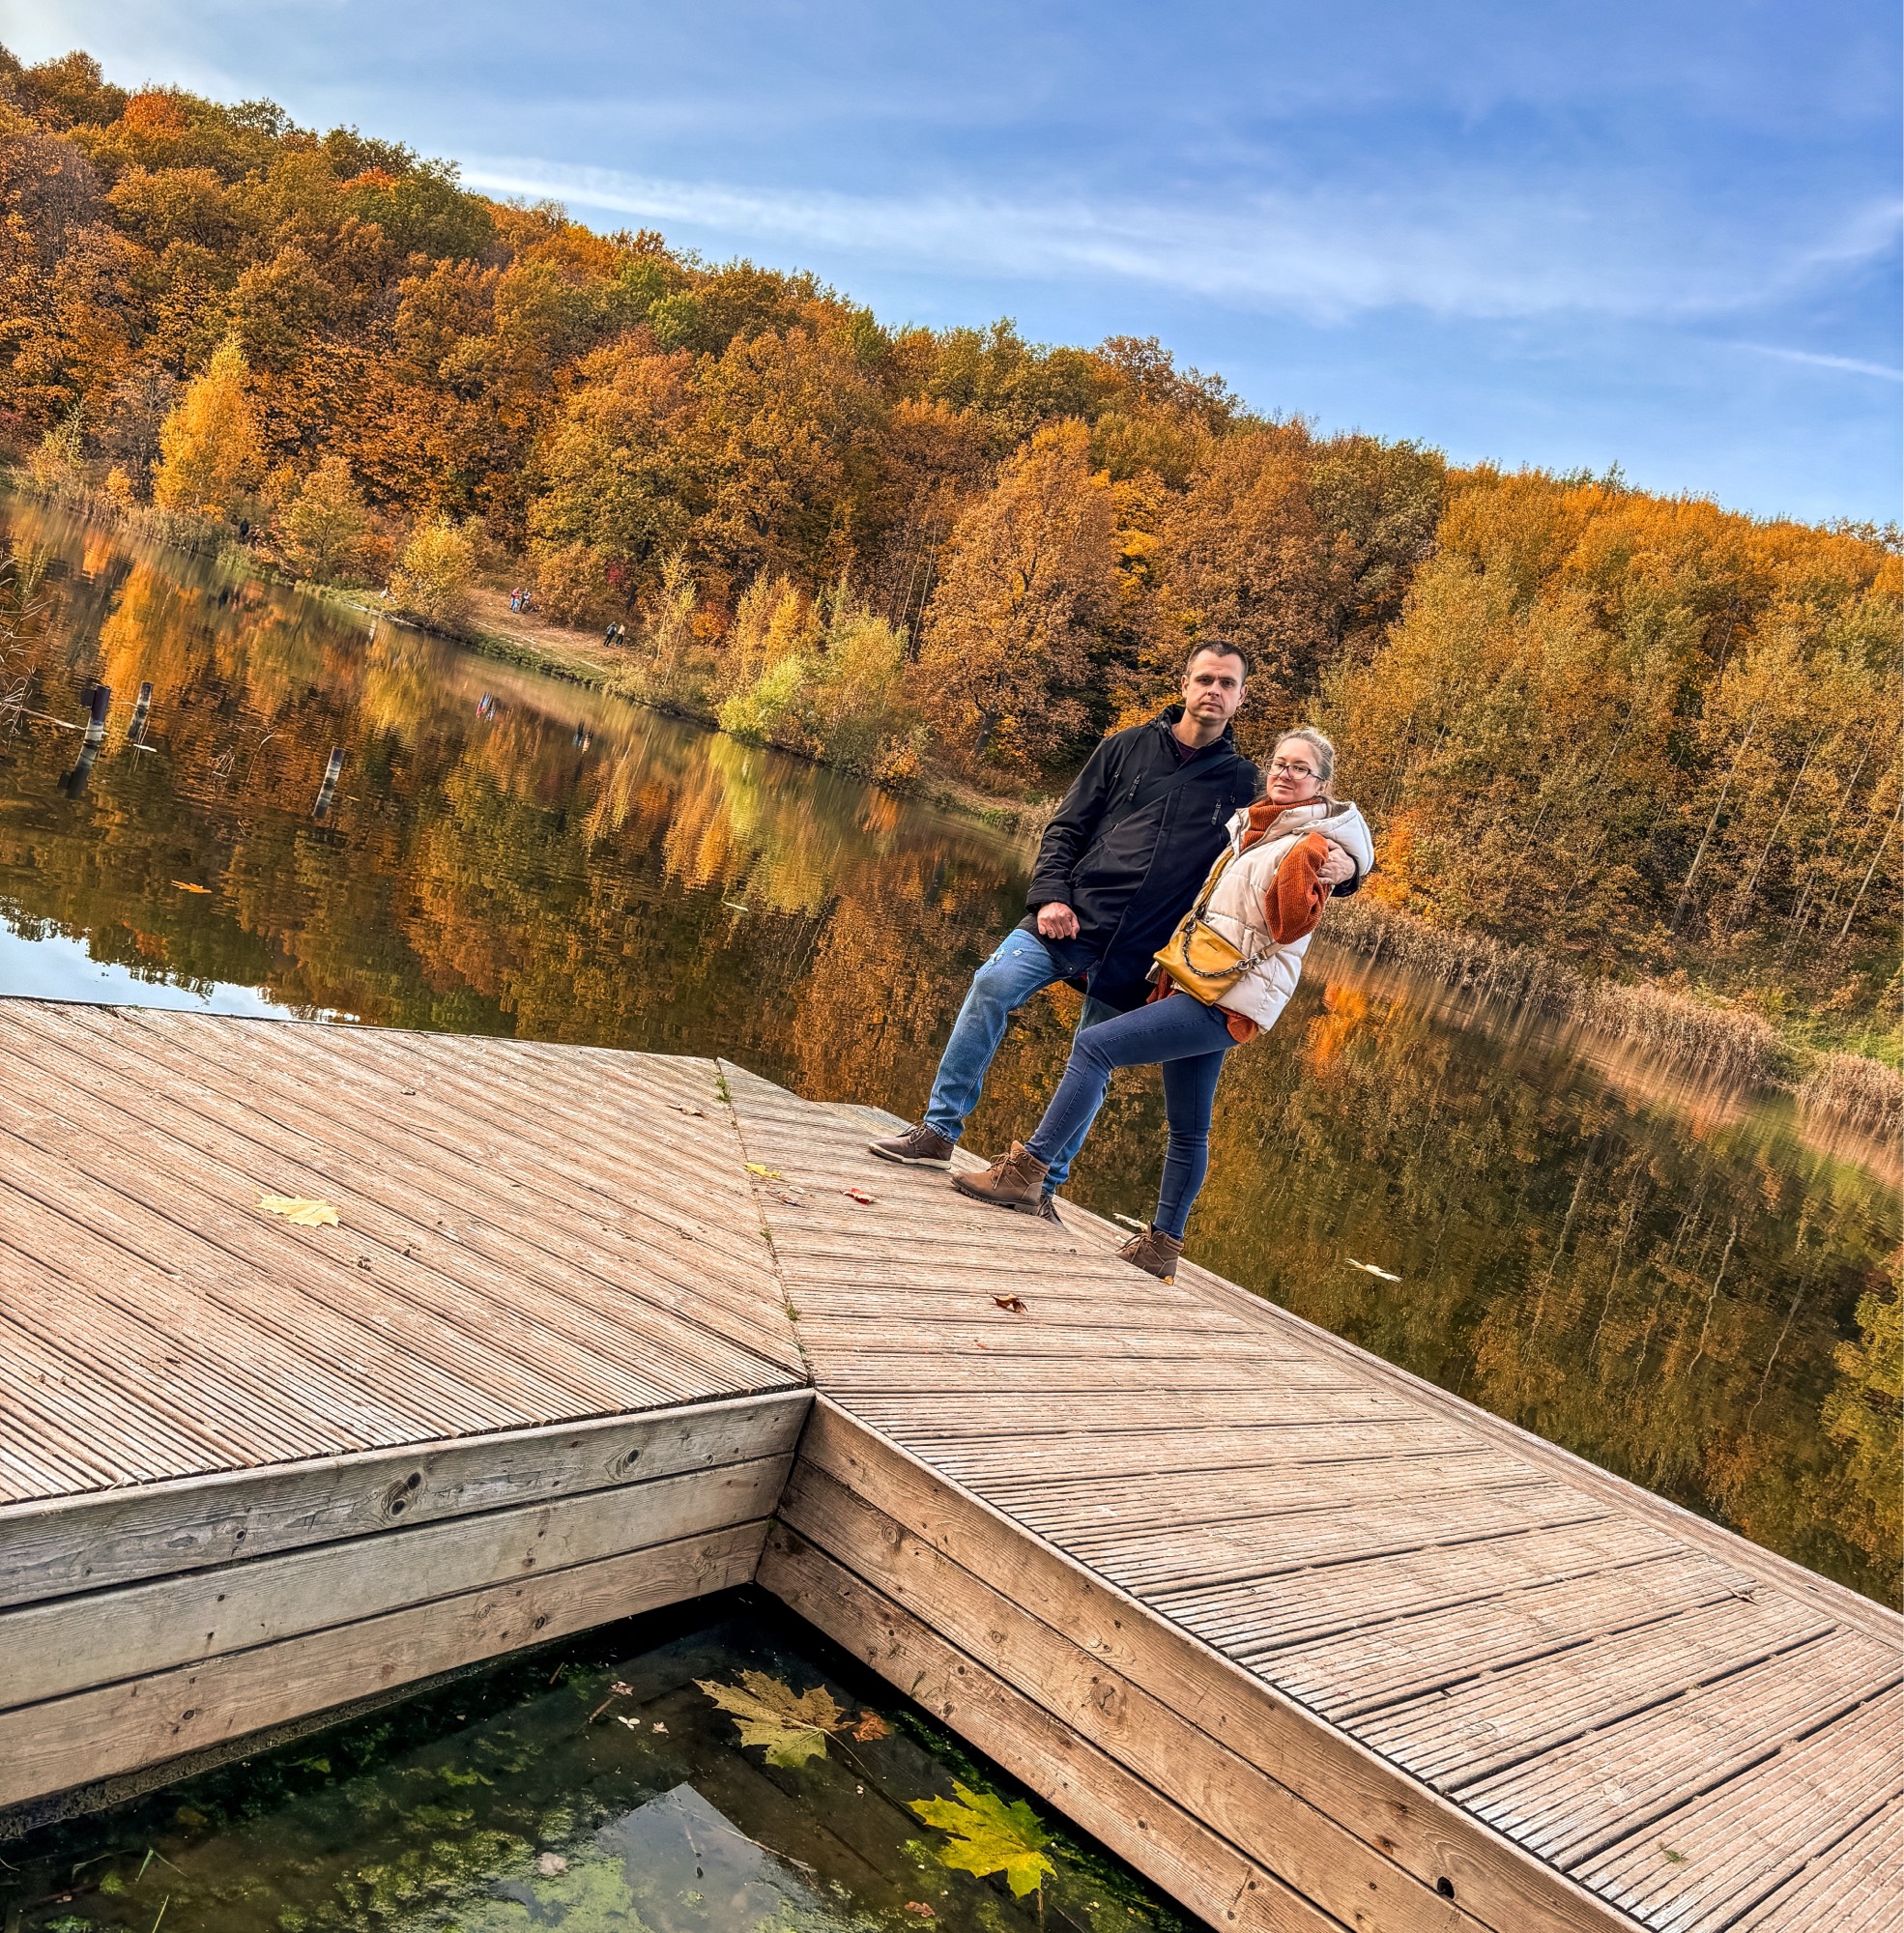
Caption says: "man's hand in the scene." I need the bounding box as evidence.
[1036,901,1081,939]
[1315,849,1356,890]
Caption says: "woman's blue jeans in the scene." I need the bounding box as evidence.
[1024,993,1236,1240]
[923,931,1118,1190]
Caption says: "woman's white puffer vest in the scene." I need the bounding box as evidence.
[1197,799,1374,1030]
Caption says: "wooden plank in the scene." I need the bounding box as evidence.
[1045,1490,1614,1596]
[758,1526,1348,1933]
[49,1007,799,1371]
[1462,1633,1903,1865]
[1156,1521,1706,1656]
[907,1420,1480,1480]
[1728,1799,1904,1932]
[0,1519,766,1809]
[67,1005,797,1332]
[1237,1554,1755,1724]
[11,1006,799,1383]
[1161,1254,1904,1645]
[0,1391,808,1606]
[4,1453,793,1704]
[788,1400,1637,1933]
[0,1046,779,1417]
[834,1390,1438,1431]
[1353,1595,1839,1788]
[1571,1688,1904,1929]
[775,1456,1487,1933]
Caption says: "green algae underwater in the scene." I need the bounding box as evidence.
[2,1596,1182,1933]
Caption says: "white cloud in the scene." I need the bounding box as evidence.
[1733,343,1904,382]
[459,158,1899,328]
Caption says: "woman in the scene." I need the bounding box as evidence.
[953,727,1372,1282]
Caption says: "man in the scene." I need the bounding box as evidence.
[868,642,1359,1213]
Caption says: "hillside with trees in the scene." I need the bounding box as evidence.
[2,46,1897,1049]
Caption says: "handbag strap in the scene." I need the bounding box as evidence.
[1187,843,1237,920]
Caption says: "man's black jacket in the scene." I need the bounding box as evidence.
[1018,706,1262,1013]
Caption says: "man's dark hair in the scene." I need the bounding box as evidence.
[1184,639,1250,678]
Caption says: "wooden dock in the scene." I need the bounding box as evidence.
[0,999,1896,1932]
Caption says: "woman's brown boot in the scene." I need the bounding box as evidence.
[1116,1226,1183,1283]
[951,1141,1051,1211]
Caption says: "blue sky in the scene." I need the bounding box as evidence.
[13,0,1901,521]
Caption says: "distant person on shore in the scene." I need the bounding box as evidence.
[953,727,1371,1279]
[868,645,1360,1216]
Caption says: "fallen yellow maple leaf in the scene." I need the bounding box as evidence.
[259,1195,340,1227]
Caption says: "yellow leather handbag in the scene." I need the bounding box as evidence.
[1152,850,1255,1003]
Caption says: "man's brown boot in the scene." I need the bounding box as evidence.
[868,1122,955,1168]
[1116,1226,1183,1283]
[951,1141,1051,1212]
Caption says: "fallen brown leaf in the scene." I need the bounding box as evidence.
[904,1905,936,1919]
[993,1294,1027,1313]
[843,1187,875,1204]
[851,1710,889,1742]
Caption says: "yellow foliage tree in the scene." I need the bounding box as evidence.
[389,514,476,629]
[151,337,262,520]
[279,455,375,584]
[26,408,85,495]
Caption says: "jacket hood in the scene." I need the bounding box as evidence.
[1228,797,1374,878]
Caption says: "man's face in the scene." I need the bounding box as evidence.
[1181,650,1247,727]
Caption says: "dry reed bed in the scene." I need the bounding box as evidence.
[1323,898,1902,1140]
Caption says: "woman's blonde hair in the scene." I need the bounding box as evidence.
[1271,726,1336,793]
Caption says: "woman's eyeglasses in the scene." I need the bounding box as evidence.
[1268,758,1317,778]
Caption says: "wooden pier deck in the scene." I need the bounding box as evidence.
[0,1000,1896,1932]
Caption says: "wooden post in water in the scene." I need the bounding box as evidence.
[59,683,110,795]
[312,746,344,820]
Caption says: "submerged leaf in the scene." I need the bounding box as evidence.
[258,1195,340,1227]
[851,1709,889,1742]
[910,1781,1054,1898]
[171,880,212,894]
[697,1670,847,1767]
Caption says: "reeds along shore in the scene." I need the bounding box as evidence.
[1320,896,1903,1141]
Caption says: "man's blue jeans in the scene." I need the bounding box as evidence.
[923,931,1118,1191]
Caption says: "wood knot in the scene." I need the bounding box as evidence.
[381,1471,423,1518]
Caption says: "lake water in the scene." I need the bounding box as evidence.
[0,494,1895,1607]
[2,1593,1184,1933]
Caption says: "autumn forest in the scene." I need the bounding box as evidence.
[1,46,1898,1049]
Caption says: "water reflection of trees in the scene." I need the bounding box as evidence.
[0,500,1024,1068]
[1,499,1896,1603]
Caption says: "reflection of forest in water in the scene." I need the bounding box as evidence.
[2,497,1896,1603]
